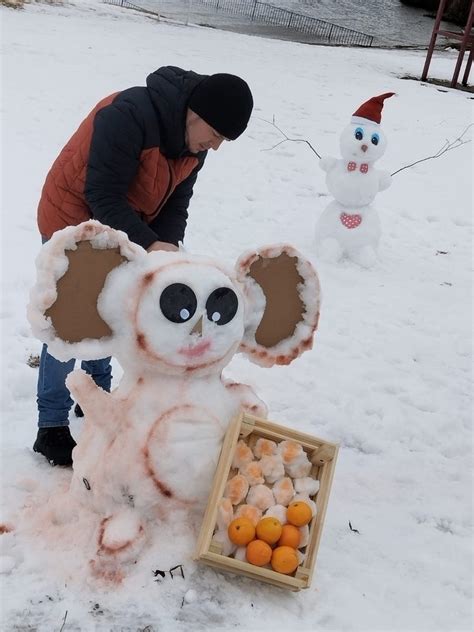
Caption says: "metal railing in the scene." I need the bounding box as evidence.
[105,0,157,13]
[195,0,374,46]
[104,0,374,47]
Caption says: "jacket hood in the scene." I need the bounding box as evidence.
[146,66,207,158]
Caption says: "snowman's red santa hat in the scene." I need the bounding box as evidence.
[351,92,395,125]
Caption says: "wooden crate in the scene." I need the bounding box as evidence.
[194,411,338,591]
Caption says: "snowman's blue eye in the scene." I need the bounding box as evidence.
[371,133,380,145]
[355,127,364,140]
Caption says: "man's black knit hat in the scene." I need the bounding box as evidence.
[188,73,253,141]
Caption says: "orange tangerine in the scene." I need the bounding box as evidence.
[246,539,272,566]
[227,517,255,546]
[277,524,301,549]
[255,517,282,545]
[271,545,299,575]
[286,501,312,527]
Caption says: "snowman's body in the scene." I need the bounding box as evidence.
[69,371,262,520]
[315,95,394,266]
[322,156,391,207]
[316,200,381,267]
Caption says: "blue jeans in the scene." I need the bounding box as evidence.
[37,343,112,428]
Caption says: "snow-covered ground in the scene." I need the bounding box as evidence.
[1,1,472,630]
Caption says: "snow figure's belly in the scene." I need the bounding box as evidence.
[143,404,225,505]
[326,168,379,206]
[316,201,381,247]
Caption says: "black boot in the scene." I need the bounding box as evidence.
[74,403,84,418]
[33,427,77,466]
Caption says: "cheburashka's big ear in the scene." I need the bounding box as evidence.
[27,220,144,361]
[236,245,321,367]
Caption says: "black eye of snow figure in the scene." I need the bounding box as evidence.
[205,287,238,326]
[371,133,380,146]
[355,127,364,140]
[160,283,197,323]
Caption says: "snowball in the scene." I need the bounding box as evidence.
[235,504,262,526]
[246,484,275,511]
[260,455,285,484]
[294,477,320,496]
[234,547,247,562]
[232,440,254,470]
[279,440,304,464]
[184,589,197,604]
[277,441,312,478]
[239,461,264,486]
[299,524,310,548]
[213,528,236,556]
[224,475,249,506]
[216,498,234,531]
[272,477,295,506]
[264,504,288,525]
[285,454,312,479]
[253,438,277,458]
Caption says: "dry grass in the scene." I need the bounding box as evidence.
[0,0,63,7]
[0,0,26,8]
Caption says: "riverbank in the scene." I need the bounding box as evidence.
[133,0,456,48]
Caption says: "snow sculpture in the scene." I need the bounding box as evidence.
[27,220,320,573]
[315,93,395,267]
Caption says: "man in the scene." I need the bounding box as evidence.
[33,66,253,466]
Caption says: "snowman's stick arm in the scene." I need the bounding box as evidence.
[391,123,472,177]
[258,116,322,159]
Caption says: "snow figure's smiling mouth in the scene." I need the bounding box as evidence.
[178,339,212,358]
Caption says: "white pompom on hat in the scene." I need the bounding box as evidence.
[351,92,395,125]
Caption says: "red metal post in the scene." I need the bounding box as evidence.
[450,2,474,87]
[461,45,473,85]
[421,0,449,81]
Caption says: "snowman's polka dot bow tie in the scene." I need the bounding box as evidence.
[347,162,369,173]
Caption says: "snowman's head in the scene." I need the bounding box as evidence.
[28,221,321,378]
[339,119,388,164]
[339,92,394,164]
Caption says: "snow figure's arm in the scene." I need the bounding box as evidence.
[319,156,337,173]
[378,169,392,192]
[223,379,268,419]
[66,369,115,424]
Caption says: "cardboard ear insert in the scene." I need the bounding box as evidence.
[45,241,126,343]
[237,246,321,367]
[249,253,305,347]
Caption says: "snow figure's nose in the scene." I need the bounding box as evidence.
[191,316,203,337]
[361,144,368,152]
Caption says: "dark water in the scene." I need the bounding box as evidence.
[137,0,450,47]
[273,0,441,45]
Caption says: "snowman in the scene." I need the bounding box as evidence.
[315,93,394,267]
[27,220,320,576]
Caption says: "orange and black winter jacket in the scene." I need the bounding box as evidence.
[37,67,207,249]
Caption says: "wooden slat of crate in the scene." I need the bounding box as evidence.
[199,551,306,591]
[194,410,338,591]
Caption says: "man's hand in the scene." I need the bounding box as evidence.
[147,241,179,253]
